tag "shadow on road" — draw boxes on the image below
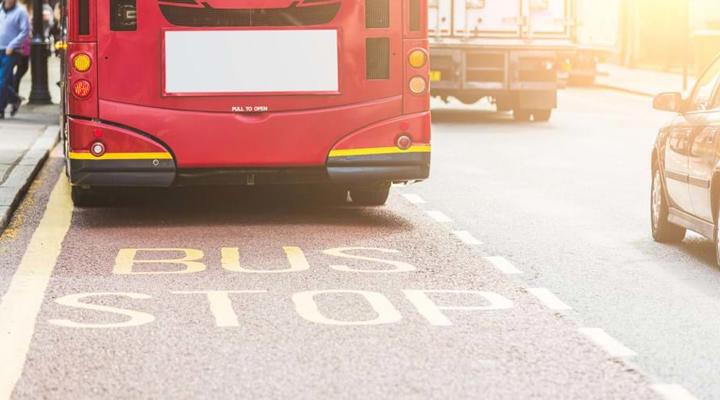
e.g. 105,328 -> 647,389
71,186 -> 414,231
430,109 -> 516,124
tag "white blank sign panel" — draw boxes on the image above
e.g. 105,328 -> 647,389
164,30 -> 339,94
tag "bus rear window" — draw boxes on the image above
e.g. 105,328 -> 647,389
157,1 -> 341,27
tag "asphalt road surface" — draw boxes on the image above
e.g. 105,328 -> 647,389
0,88 -> 709,399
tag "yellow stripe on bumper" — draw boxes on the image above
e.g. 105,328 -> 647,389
68,152 -> 173,161
328,145 -> 431,158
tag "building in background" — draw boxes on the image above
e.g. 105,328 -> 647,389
621,0 -> 720,73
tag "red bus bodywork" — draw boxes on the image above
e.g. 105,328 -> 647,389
63,0 -> 430,194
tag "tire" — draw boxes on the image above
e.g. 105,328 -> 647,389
71,187 -> 113,208
350,184 -> 391,206
651,169 -> 686,243
532,109 -> 553,122
513,109 -> 532,122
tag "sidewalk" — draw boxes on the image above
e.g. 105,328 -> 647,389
595,63 -> 696,97
0,57 -> 61,231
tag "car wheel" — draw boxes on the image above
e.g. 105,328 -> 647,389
651,169 -> 686,243
532,109 -> 552,122
513,109 -> 532,122
350,183 -> 391,206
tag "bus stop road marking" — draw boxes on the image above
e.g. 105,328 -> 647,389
578,328 -> 637,358
0,175 -> 72,400
651,384 -> 699,400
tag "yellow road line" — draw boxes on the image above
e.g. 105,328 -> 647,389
0,174 -> 73,399
68,152 -> 173,161
328,145 -> 431,158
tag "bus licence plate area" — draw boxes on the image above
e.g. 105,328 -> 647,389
164,30 -> 339,95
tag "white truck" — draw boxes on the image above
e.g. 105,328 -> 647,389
429,0 -> 577,121
568,0 -> 621,85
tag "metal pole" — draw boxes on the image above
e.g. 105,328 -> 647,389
29,0 -> 51,104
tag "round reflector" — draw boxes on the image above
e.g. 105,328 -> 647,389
408,49 -> 427,69
90,142 -> 106,157
396,135 -> 413,150
72,80 -> 92,98
409,76 -> 427,94
72,53 -> 92,73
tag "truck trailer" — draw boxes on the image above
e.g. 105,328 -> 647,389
567,0 -> 620,85
429,0 -> 576,121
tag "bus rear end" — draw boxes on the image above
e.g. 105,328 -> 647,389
64,0 -> 431,206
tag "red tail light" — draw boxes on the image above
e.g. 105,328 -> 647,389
72,80 -> 92,98
67,42 -> 98,118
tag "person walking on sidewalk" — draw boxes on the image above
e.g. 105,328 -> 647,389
10,0 -> 30,114
0,0 -> 29,119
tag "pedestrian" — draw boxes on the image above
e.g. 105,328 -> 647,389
0,0 -> 29,119
10,0 -> 29,114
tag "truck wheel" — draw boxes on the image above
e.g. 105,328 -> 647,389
532,109 -> 553,122
651,169 -> 686,243
350,183 -> 391,206
513,109 -> 532,122
71,187 -> 113,208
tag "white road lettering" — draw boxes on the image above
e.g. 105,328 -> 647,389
323,247 -> 416,273
49,292 -> 155,329
221,247 -> 310,273
114,248 -> 207,275
292,290 -> 402,326
403,290 -> 514,326
172,290 -> 267,327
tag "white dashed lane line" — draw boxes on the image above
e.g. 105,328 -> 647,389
527,288 -> 572,311
651,384 -> 699,400
402,193 -> 426,205
452,230 -> 482,245
578,328 -> 637,358
484,256 -> 523,275
403,193 -> 689,398
425,210 -> 453,223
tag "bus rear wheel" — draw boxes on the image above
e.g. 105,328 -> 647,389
350,183 -> 391,206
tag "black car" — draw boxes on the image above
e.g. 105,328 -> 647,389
651,56 -> 720,264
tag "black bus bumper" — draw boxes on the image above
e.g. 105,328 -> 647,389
69,153 -> 430,188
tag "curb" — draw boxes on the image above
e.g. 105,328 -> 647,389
0,125 -> 60,232
593,83 -> 655,98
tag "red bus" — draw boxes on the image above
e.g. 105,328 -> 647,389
61,0 -> 431,206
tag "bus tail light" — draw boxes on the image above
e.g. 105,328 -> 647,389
89,141 -> 106,157
72,80 -> 92,98
408,49 -> 427,69
409,76 -> 427,94
67,42 -> 98,118
72,53 -> 92,72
